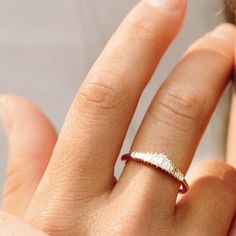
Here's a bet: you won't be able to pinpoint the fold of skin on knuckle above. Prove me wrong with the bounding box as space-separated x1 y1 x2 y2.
147 34 234 135
72 0 186 126
148 87 208 134
75 71 130 123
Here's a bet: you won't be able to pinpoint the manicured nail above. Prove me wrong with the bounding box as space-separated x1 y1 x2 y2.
148 0 182 10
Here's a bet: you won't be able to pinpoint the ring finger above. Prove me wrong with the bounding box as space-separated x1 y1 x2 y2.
115 24 236 214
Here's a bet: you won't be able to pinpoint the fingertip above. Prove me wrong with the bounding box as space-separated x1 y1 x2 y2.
0 94 57 139
125 0 187 50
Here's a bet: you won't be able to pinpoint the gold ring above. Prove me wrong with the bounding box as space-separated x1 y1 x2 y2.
121 152 189 194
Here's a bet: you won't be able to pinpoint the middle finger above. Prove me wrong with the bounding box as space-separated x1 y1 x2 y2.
26 0 186 228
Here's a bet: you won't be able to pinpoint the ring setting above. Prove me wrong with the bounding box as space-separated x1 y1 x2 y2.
121 152 189 194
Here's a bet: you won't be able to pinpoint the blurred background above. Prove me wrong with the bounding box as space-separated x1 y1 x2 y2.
0 0 230 194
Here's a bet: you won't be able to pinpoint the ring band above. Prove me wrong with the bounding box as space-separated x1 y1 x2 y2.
121 152 189 194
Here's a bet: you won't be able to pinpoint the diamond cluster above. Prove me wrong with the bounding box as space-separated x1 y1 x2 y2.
131 152 184 182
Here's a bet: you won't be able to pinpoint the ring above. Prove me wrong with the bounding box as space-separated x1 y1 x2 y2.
121 152 189 194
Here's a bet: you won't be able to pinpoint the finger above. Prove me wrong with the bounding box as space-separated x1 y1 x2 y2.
0 95 57 217
0 211 48 236
27 0 186 220
227 83 236 166
115 24 236 213
176 160 236 236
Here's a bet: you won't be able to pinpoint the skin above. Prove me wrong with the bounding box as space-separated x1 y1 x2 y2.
0 0 236 235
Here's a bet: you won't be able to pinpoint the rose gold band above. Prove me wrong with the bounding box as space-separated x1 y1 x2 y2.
121 152 189 194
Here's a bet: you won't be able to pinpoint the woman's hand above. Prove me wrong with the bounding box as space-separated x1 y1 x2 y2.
1 0 236 235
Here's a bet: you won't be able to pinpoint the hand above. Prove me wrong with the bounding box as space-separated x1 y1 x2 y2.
1 0 236 235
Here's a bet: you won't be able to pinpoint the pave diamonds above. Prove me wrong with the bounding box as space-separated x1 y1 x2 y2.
121 152 189 194
131 152 184 180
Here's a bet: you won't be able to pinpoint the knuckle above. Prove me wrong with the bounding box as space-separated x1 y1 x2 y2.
77 71 126 118
149 89 208 131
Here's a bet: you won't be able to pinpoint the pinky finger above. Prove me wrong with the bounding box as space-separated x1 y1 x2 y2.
175 160 236 236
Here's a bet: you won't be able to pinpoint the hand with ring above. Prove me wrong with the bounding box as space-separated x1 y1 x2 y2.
1 0 236 235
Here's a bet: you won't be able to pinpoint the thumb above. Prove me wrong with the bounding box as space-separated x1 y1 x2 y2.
0 95 57 217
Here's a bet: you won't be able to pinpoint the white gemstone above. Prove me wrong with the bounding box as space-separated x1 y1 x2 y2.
130 152 186 188
143 153 150 162
150 157 157 166
162 161 170 170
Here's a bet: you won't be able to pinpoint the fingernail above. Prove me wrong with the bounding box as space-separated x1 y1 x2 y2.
0 96 12 135
148 0 183 10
